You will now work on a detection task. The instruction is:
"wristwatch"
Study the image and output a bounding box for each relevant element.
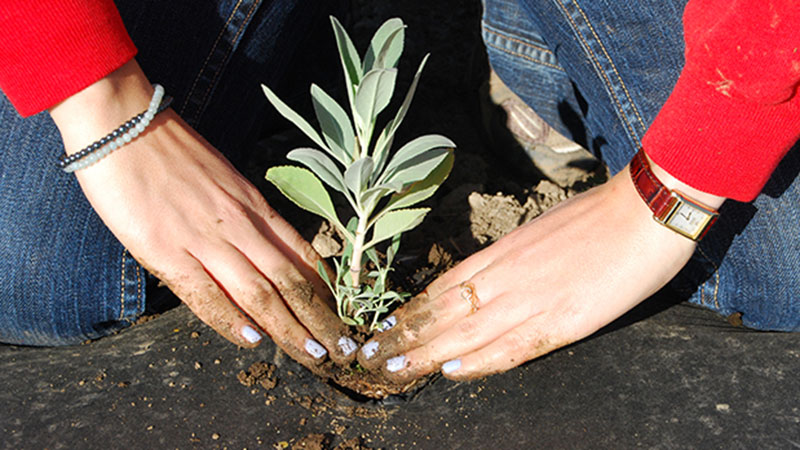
[629,149,719,241]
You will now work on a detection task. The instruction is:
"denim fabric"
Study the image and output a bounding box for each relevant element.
[0,0,343,345]
[483,0,800,331]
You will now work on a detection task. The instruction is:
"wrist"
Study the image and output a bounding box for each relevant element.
[645,150,726,210]
[629,148,726,241]
[48,59,155,156]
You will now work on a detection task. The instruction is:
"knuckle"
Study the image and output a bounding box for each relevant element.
[439,288,462,311]
[455,317,480,339]
[242,275,275,298]
[298,240,322,266]
[217,197,251,224]
[504,329,533,357]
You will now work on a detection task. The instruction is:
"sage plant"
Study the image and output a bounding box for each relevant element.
[262,16,454,330]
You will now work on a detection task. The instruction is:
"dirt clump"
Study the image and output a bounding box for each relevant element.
[237,361,278,391]
[334,437,371,450]
[292,433,329,450]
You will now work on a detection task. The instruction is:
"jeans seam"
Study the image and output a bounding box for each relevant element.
[135,260,143,317]
[179,0,244,117]
[194,0,260,121]
[553,0,647,148]
[696,246,721,309]
[482,25,555,55]
[484,41,566,72]
[119,250,127,321]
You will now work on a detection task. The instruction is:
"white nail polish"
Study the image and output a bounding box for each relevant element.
[338,336,359,356]
[386,355,406,373]
[442,359,461,374]
[304,338,327,359]
[242,326,262,343]
[362,341,379,359]
[377,316,397,332]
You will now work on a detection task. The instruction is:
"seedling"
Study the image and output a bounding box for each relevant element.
[263,16,455,330]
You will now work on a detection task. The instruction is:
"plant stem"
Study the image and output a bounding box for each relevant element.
[349,216,368,288]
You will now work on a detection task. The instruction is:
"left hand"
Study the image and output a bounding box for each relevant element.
[357,157,725,382]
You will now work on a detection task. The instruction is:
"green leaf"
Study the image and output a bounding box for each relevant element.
[310,84,355,164]
[367,208,429,249]
[360,185,392,214]
[361,178,406,215]
[330,16,362,107]
[262,84,330,154]
[363,18,405,73]
[341,316,361,326]
[317,261,335,294]
[344,218,359,251]
[365,248,380,266]
[265,166,343,231]
[380,134,455,186]
[384,151,454,212]
[354,68,398,135]
[373,54,430,178]
[344,157,374,197]
[386,233,401,266]
[286,148,347,195]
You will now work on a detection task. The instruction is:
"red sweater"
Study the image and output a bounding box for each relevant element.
[1,1,798,202]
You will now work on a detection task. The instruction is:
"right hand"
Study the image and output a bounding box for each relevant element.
[49,60,357,369]
[357,151,726,382]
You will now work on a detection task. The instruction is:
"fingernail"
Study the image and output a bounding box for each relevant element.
[304,338,327,359]
[377,316,397,332]
[242,326,262,344]
[362,341,379,359]
[442,359,461,374]
[338,336,359,356]
[386,355,407,373]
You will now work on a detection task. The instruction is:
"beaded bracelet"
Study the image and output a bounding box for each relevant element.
[60,84,173,173]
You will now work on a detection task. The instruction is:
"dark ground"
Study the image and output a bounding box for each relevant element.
[2,1,799,449]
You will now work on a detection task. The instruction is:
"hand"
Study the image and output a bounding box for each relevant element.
[50,61,357,369]
[357,157,726,381]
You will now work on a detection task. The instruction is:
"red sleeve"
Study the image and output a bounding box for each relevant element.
[0,0,138,117]
[642,0,800,202]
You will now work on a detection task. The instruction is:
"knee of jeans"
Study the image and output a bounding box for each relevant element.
[0,310,135,347]
[677,248,800,333]
[0,261,143,347]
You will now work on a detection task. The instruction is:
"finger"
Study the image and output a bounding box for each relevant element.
[419,246,494,301]
[244,202,332,298]
[227,235,356,364]
[357,281,487,370]
[437,320,571,381]
[161,254,265,349]
[200,241,355,367]
[388,291,537,382]
[360,275,517,378]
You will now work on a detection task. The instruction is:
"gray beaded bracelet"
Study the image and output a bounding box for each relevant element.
[61,84,171,173]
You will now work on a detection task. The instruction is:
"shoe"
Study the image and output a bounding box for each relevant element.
[481,69,602,187]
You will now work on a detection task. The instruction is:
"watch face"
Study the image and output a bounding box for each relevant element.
[664,197,715,239]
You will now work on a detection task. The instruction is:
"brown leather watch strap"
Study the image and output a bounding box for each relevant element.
[629,148,675,221]
[629,148,719,241]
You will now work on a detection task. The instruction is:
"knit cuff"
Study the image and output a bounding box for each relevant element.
[0,0,137,117]
[642,66,800,202]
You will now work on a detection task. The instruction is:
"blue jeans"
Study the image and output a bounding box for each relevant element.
[0,0,343,345]
[483,0,800,331]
